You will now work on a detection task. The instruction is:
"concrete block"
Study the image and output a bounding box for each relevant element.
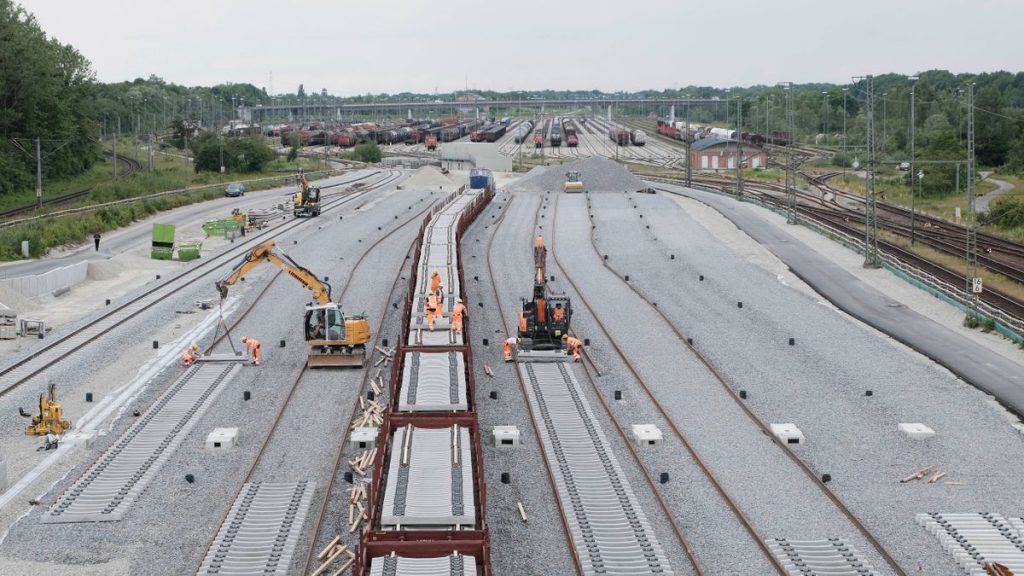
[493,425,520,448]
[205,428,239,451]
[898,423,935,439]
[350,427,378,450]
[64,431,97,448]
[770,423,805,445]
[631,424,663,447]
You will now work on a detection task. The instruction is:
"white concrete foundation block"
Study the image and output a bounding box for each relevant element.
[898,423,935,439]
[493,425,520,448]
[64,431,97,448]
[350,427,379,450]
[770,423,805,445]
[205,427,239,451]
[631,424,663,447]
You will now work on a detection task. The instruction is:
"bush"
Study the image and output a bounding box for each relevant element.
[190,134,275,173]
[980,197,1024,228]
[343,141,382,163]
[831,152,853,168]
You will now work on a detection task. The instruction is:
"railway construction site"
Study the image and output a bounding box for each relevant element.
[1,127,1024,576]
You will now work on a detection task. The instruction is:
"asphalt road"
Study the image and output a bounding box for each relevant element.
[0,169,380,279]
[655,181,1024,418]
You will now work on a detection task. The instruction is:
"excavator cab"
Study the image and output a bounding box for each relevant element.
[304,303,368,367]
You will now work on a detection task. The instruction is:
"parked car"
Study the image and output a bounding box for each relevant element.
[225,183,245,197]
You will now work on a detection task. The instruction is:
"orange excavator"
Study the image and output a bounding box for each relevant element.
[516,235,572,360]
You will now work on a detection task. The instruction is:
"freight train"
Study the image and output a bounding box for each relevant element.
[564,120,579,147]
[549,117,562,147]
[513,121,534,144]
[630,130,646,146]
[608,127,630,146]
[357,180,494,575]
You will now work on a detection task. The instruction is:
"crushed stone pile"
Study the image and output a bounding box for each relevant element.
[403,166,459,191]
[509,157,646,193]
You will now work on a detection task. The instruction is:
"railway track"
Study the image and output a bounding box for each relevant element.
[558,190,907,575]
[483,192,696,576]
[195,195,441,576]
[0,170,402,401]
[646,172,1024,328]
[0,150,143,220]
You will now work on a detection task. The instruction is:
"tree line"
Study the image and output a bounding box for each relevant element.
[3,0,1023,201]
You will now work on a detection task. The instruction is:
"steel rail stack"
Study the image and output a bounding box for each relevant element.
[357,182,494,576]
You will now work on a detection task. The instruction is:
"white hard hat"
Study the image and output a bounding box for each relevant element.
[456,298,463,303]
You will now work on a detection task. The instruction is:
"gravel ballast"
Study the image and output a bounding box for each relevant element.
[580,187,1024,574]
[0,175,437,575]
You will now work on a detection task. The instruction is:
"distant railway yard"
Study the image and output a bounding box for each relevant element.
[2,111,1024,576]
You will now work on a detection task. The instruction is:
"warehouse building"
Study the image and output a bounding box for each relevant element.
[689,138,767,171]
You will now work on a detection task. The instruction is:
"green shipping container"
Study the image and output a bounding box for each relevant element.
[201,219,243,237]
[151,223,175,260]
[177,241,202,262]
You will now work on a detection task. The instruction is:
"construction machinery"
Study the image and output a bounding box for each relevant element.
[293,173,322,217]
[23,383,72,436]
[517,235,572,361]
[564,170,584,193]
[216,241,370,367]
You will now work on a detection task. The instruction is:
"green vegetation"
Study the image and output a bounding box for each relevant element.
[981,197,1024,229]
[0,0,99,196]
[342,141,382,163]
[0,190,221,259]
[189,134,276,173]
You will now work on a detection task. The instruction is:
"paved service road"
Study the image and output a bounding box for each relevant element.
[976,172,1016,212]
[656,182,1024,418]
[0,170,377,279]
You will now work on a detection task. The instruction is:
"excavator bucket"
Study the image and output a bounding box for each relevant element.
[308,347,365,368]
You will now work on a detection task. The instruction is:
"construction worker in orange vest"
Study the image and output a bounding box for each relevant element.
[535,235,544,249]
[434,283,445,306]
[552,303,565,323]
[451,297,467,335]
[182,343,199,366]
[563,335,582,362]
[426,292,439,331]
[430,269,442,294]
[503,336,518,362]
[241,336,261,365]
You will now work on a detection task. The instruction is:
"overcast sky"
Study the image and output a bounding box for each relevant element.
[20,0,1024,95]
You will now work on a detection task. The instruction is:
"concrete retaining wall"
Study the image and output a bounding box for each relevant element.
[0,261,89,299]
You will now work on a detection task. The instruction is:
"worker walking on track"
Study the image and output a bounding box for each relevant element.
[182,343,199,366]
[503,336,519,362]
[241,336,261,365]
[426,293,439,331]
[451,298,467,335]
[563,335,582,362]
[431,270,442,294]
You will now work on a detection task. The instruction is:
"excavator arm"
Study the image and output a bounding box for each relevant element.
[216,241,332,303]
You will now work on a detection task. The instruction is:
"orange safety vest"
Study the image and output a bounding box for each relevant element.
[427,294,438,311]
[553,307,565,322]
[453,303,466,320]
[431,273,441,293]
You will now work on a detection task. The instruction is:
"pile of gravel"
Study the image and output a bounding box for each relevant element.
[402,166,458,191]
[510,157,645,193]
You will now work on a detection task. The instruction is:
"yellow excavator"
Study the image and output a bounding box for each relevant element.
[216,241,370,367]
[293,173,322,217]
[23,383,72,436]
